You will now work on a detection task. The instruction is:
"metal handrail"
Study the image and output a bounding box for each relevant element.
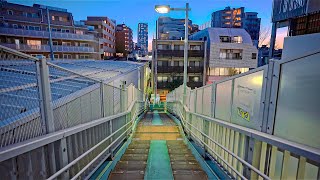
[0,100,143,162]
[47,107,141,180]
[166,101,320,162]
[168,105,270,180]
[0,44,39,61]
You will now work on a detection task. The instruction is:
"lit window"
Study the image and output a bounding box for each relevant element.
[233,36,242,43]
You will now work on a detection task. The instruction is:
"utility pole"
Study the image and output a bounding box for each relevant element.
[47,8,54,60]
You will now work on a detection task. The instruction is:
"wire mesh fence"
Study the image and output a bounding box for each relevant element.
[0,45,147,179]
[0,56,146,148]
[0,58,43,147]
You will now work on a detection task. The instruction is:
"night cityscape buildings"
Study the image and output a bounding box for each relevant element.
[0,1,102,59]
[157,16,192,40]
[84,16,116,59]
[211,6,261,47]
[137,23,148,56]
[115,23,133,56]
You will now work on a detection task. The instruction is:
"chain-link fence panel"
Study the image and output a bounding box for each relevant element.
[0,58,43,147]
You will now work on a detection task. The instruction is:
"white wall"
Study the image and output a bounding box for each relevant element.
[282,33,320,60]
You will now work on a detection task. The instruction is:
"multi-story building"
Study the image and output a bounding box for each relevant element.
[157,16,192,40]
[190,28,258,84]
[153,39,205,96]
[211,6,261,47]
[0,1,101,59]
[116,23,133,56]
[258,45,282,67]
[137,23,148,56]
[85,16,116,59]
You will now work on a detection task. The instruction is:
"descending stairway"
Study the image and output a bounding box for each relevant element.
[108,140,150,179]
[167,141,208,180]
[107,111,208,180]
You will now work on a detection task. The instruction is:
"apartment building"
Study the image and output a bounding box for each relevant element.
[0,1,101,59]
[115,24,133,56]
[153,39,205,96]
[85,16,116,59]
[211,7,261,47]
[157,17,192,40]
[190,28,258,84]
[137,23,148,56]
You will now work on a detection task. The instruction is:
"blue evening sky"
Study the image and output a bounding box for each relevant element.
[9,0,286,50]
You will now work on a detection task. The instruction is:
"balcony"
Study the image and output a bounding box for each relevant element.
[0,27,96,41]
[0,43,95,53]
[157,50,204,58]
[157,66,183,73]
[188,66,204,73]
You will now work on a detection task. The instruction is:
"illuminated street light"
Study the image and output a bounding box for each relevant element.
[155,3,190,105]
[155,5,171,13]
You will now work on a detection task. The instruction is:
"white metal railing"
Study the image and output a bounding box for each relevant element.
[0,45,147,179]
[166,51,320,180]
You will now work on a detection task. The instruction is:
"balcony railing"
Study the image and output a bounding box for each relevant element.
[157,66,203,73]
[0,43,95,53]
[0,27,96,41]
[157,50,204,58]
[188,66,204,73]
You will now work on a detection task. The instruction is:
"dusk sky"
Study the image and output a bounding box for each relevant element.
[9,0,287,50]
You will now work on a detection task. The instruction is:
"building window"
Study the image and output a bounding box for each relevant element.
[54,54,59,59]
[174,45,183,50]
[220,36,231,43]
[80,43,89,47]
[52,41,58,45]
[27,40,41,49]
[189,76,200,82]
[12,24,18,29]
[220,49,242,59]
[209,68,249,76]
[157,76,168,82]
[158,44,170,50]
[63,54,72,59]
[190,45,201,50]
[252,53,257,59]
[28,26,40,31]
[233,36,242,43]
[80,55,89,59]
[62,42,71,46]
[7,10,13,15]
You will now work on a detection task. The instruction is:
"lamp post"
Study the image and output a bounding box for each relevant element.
[155,3,190,104]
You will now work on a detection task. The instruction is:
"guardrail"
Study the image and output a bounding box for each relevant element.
[166,50,320,180]
[0,27,96,41]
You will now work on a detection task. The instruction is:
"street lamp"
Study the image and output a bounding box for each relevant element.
[155,3,190,104]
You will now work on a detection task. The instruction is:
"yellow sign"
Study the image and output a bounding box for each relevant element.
[237,107,250,121]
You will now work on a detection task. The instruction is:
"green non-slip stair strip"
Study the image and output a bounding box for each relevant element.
[145,140,174,180]
[152,110,163,125]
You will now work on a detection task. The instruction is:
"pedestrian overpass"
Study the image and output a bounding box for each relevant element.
[0,45,319,180]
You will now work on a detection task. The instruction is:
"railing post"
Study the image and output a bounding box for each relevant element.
[36,57,69,178]
[100,82,105,117]
[36,57,57,176]
[211,83,216,118]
